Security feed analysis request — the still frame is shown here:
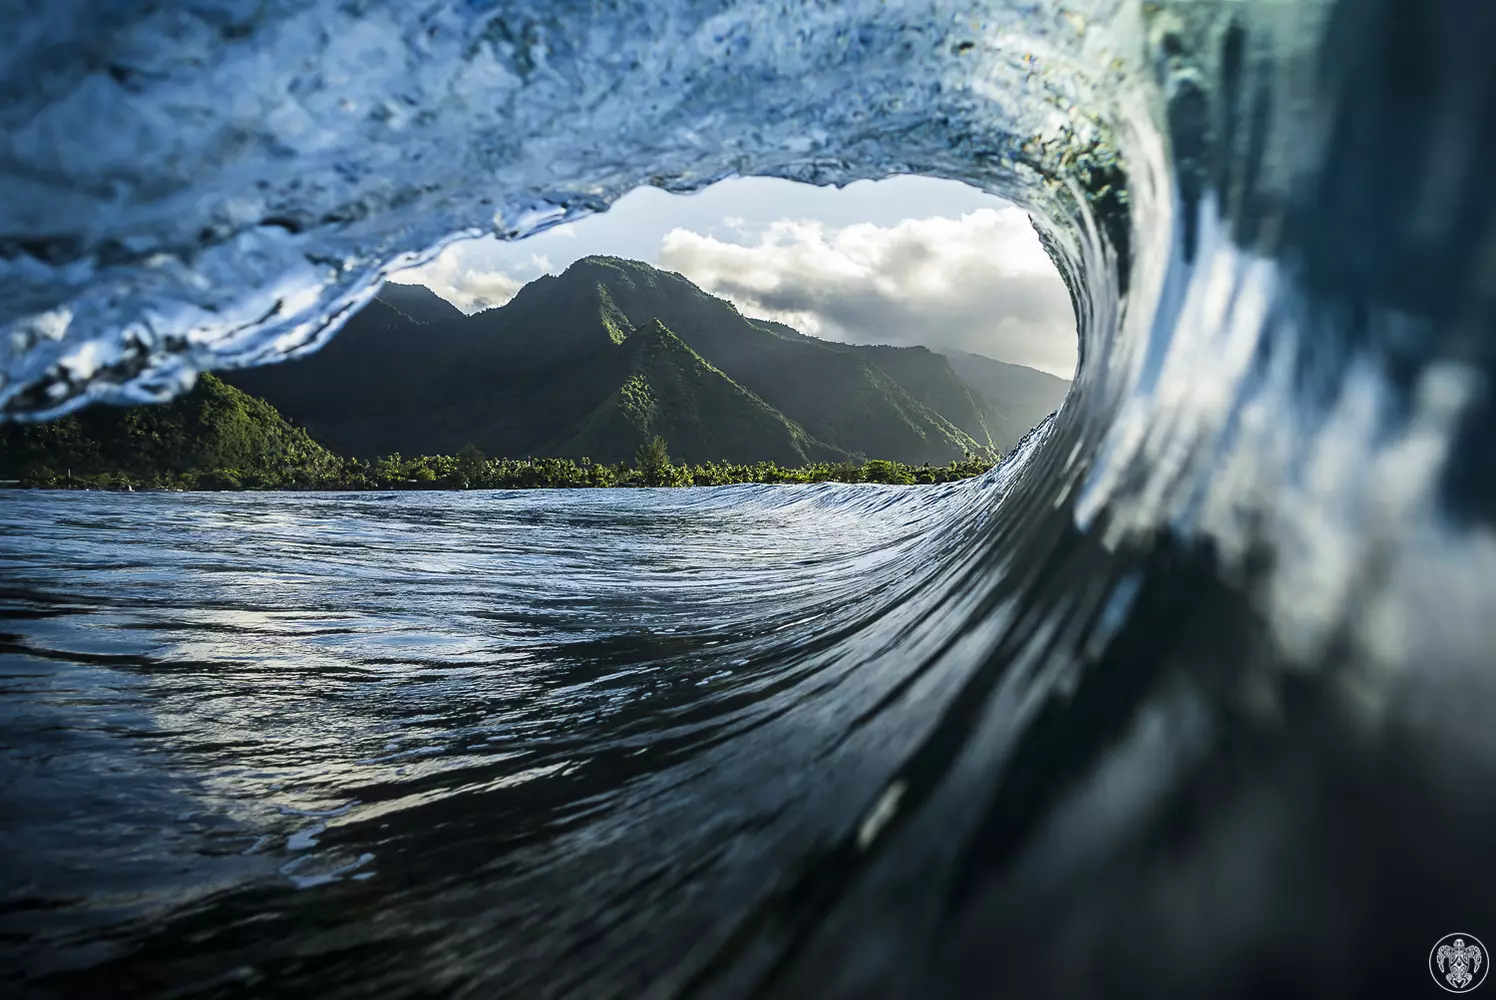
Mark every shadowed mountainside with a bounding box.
[944,348,1072,428]
[224,257,1070,465]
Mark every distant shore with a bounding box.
[7,455,997,493]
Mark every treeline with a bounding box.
[16,440,995,491]
[1,374,998,491]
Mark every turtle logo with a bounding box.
[1431,933,1488,992]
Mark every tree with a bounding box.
[635,435,673,486]
[862,459,915,485]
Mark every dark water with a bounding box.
[5,0,1496,996]
[0,474,1023,996]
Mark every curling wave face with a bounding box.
[2,0,1496,997]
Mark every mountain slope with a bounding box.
[377,283,468,325]
[745,321,1047,452]
[945,349,1071,430]
[0,373,340,483]
[556,320,830,465]
[226,290,473,456]
[834,344,1008,451]
[508,258,984,463]
[224,257,1067,464]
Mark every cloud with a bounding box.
[389,246,524,313]
[658,207,1077,376]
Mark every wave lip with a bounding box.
[0,0,1124,418]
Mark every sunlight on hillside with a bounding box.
[391,176,1077,380]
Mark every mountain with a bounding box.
[375,283,467,325]
[0,373,340,485]
[556,319,827,465]
[520,259,991,463]
[225,256,1068,465]
[226,285,488,458]
[944,349,1071,430]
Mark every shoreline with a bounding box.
[4,455,998,493]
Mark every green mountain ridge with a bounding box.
[0,373,341,487]
[225,256,1068,466]
[517,258,984,463]
[555,319,830,465]
[944,348,1073,423]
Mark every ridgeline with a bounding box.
[2,258,1068,490]
[227,256,1069,466]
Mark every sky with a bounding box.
[390,176,1078,378]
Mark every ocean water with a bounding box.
[3,0,1496,997]
[0,479,1007,993]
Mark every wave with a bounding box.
[2,0,1495,996]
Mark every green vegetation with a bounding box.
[0,261,1062,494]
[2,443,993,492]
[263,449,991,491]
[225,258,1068,466]
[0,382,995,492]
[0,373,342,490]
[554,318,825,466]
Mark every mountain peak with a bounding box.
[378,282,466,324]
[226,257,1067,464]
[571,254,645,268]
[558,256,702,295]
[568,254,671,274]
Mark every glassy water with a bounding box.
[0,476,1015,996]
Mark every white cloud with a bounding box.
[385,179,1077,375]
[389,245,525,313]
[658,207,1077,376]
